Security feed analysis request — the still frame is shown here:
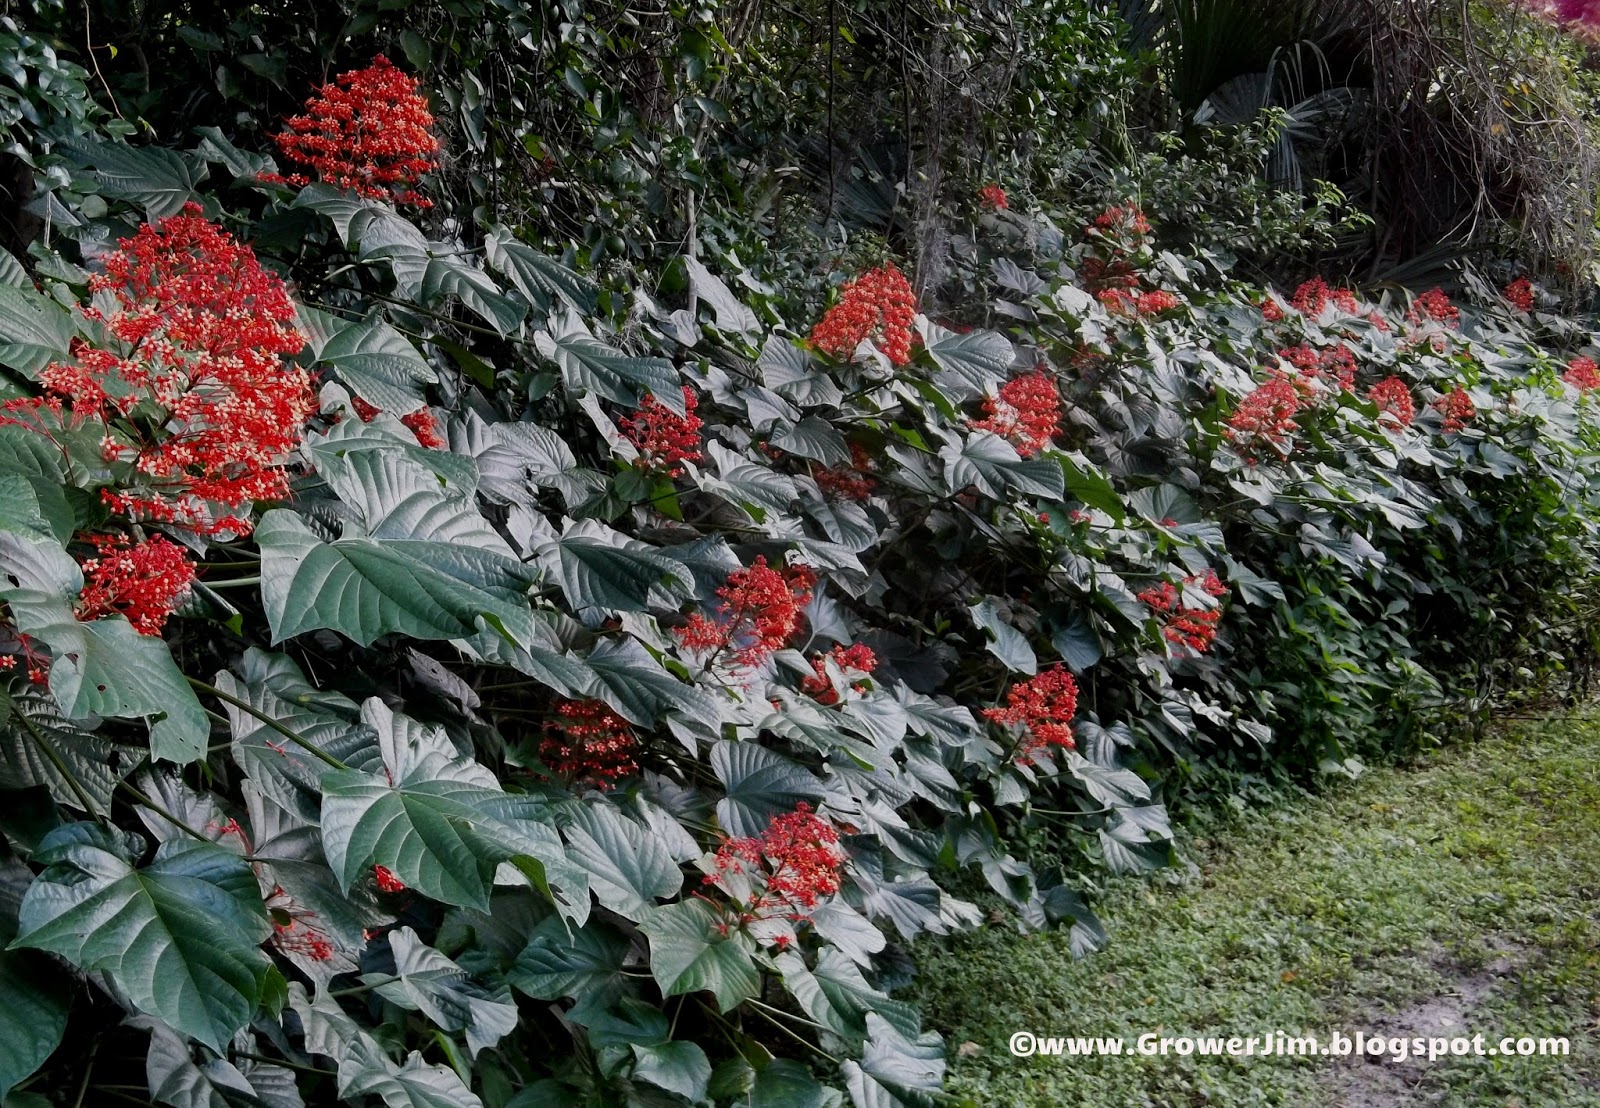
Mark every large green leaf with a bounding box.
[510,915,632,1016]
[918,320,1013,400]
[58,137,206,218]
[538,322,681,412]
[0,949,68,1102]
[320,700,587,916]
[0,678,126,812]
[583,637,723,729]
[137,1017,301,1108]
[710,740,826,838]
[419,255,526,336]
[11,825,272,1051]
[293,985,484,1108]
[371,927,519,1057]
[534,520,690,614]
[562,802,682,921]
[638,899,760,1012]
[840,1014,946,1108]
[484,226,599,314]
[941,433,1065,500]
[258,451,536,647]
[316,314,437,414]
[775,948,922,1044]
[0,287,75,378]
[969,599,1038,675]
[631,1040,713,1102]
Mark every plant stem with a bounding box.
[185,678,351,770]
[1,687,109,828]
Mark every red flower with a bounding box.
[540,699,639,790]
[1431,387,1476,433]
[4,206,313,536]
[1290,278,1360,318]
[1138,571,1226,653]
[1089,204,1151,239]
[810,264,917,365]
[1136,289,1182,315]
[1225,375,1301,458]
[267,885,336,962]
[814,442,877,502]
[983,665,1079,761]
[399,407,446,449]
[1080,255,1141,292]
[675,556,817,670]
[1504,277,1535,312]
[1277,344,1355,392]
[979,184,1009,211]
[1367,376,1416,428]
[801,643,878,705]
[76,535,196,637]
[707,803,845,923]
[268,56,441,208]
[373,865,407,893]
[1407,288,1460,328]
[1261,295,1286,323]
[1098,288,1138,317]
[618,386,703,476]
[1564,356,1600,392]
[970,372,1061,457]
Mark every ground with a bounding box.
[916,716,1600,1107]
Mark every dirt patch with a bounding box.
[1320,942,1527,1108]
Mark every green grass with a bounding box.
[915,718,1600,1106]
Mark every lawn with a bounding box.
[917,718,1600,1106]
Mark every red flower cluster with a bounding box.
[1407,288,1460,328]
[76,535,196,637]
[1564,356,1600,392]
[1504,277,1535,313]
[3,207,313,536]
[1080,255,1140,293]
[979,184,1008,211]
[1289,278,1361,318]
[707,803,846,924]
[349,395,446,449]
[675,556,817,670]
[1368,376,1416,428]
[618,386,703,477]
[1138,569,1227,653]
[1277,344,1356,391]
[983,665,1079,761]
[810,264,917,365]
[267,885,335,962]
[540,698,640,791]
[1225,375,1301,458]
[1432,387,1476,433]
[269,56,441,208]
[814,442,877,501]
[373,865,407,893]
[970,372,1061,457]
[1137,289,1182,315]
[800,643,878,705]
[1089,203,1151,240]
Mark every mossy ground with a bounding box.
[916,717,1600,1106]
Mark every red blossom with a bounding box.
[1080,255,1141,292]
[618,386,703,476]
[1138,570,1226,653]
[1098,288,1138,317]
[1407,288,1460,328]
[674,556,816,670]
[810,264,917,365]
[984,666,1080,761]
[1089,203,1151,239]
[706,803,846,926]
[1564,356,1600,391]
[268,56,441,208]
[1504,277,1535,312]
[1290,278,1361,318]
[814,442,877,501]
[1136,289,1182,315]
[1225,375,1301,458]
[373,865,407,893]
[540,699,639,790]
[800,643,878,705]
[1367,376,1416,428]
[1261,295,1286,323]
[970,372,1061,457]
[1277,344,1355,392]
[76,535,196,636]
[979,184,1009,211]
[267,886,335,962]
[1432,387,1476,433]
[2,206,313,536]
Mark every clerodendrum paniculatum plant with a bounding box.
[2,52,1600,1108]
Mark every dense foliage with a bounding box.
[2,3,1600,1106]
